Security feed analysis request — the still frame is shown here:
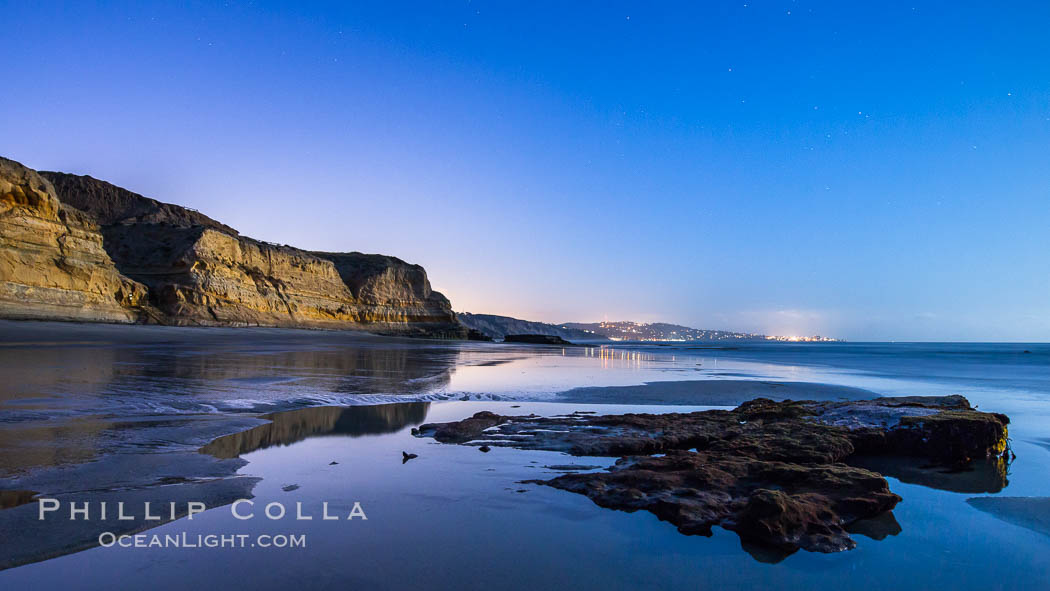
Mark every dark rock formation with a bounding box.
[0,490,38,510]
[0,157,465,337]
[503,334,575,345]
[427,410,506,443]
[458,312,605,341]
[464,328,494,341]
[416,396,1010,556]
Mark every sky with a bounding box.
[3,1,1049,341]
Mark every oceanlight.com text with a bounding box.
[98,532,307,549]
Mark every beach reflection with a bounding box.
[201,403,430,459]
[0,326,459,480]
[0,329,458,417]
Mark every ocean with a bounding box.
[1,322,1048,589]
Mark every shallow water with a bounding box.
[2,322,1050,589]
[3,401,1050,590]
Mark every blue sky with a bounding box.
[3,1,1049,340]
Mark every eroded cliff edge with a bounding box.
[0,156,465,337]
[0,158,147,322]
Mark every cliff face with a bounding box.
[93,222,460,333]
[41,171,238,234]
[0,158,147,323]
[0,157,464,337]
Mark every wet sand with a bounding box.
[0,477,258,570]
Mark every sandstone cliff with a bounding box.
[0,157,464,337]
[0,158,147,323]
[42,171,238,234]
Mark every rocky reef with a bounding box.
[416,396,1010,556]
[0,156,465,337]
[502,334,576,345]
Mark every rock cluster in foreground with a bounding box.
[416,396,1010,555]
[0,156,465,337]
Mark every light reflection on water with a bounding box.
[3,324,1050,588]
[3,324,1050,479]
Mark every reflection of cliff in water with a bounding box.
[149,346,457,395]
[0,326,457,477]
[201,402,430,459]
[0,327,459,416]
